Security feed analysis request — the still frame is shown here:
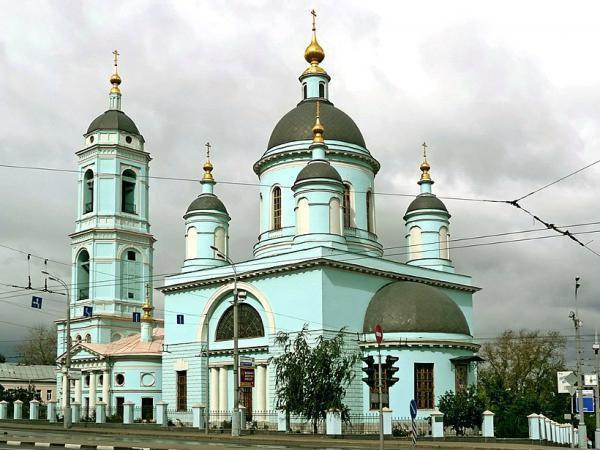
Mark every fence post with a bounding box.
[527,413,540,440]
[544,416,551,441]
[47,401,57,423]
[156,401,168,427]
[277,410,287,432]
[382,407,392,435]
[13,400,23,420]
[325,409,342,436]
[192,404,206,429]
[430,409,444,438]
[95,402,106,424]
[123,401,134,424]
[0,400,8,420]
[71,402,81,423]
[551,420,558,443]
[568,424,574,445]
[482,410,494,438]
[29,399,39,420]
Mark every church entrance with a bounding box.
[240,388,252,422]
[115,396,125,418]
[141,397,153,421]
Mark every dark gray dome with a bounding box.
[186,194,228,214]
[87,110,140,135]
[295,161,342,184]
[406,194,448,214]
[268,99,366,150]
[363,281,470,335]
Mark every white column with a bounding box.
[218,366,228,411]
[256,365,266,413]
[61,374,68,408]
[89,371,97,412]
[210,367,219,413]
[74,378,82,408]
[102,370,110,409]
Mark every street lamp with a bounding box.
[210,245,240,437]
[42,270,71,429]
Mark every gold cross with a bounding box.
[421,142,428,159]
[113,49,120,68]
[311,9,317,31]
[205,142,211,159]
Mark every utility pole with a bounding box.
[571,276,586,448]
[378,345,383,450]
[593,329,599,449]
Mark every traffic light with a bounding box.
[384,355,399,387]
[361,355,376,388]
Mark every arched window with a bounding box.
[329,198,341,235]
[121,169,137,214]
[296,198,309,235]
[186,227,197,259]
[439,226,450,259]
[84,334,91,343]
[319,82,325,98]
[214,227,226,255]
[76,249,90,300]
[366,191,374,233]
[83,169,94,214]
[76,335,82,343]
[303,83,308,99]
[111,333,122,342]
[216,303,265,341]
[121,249,142,301]
[343,183,352,228]
[272,186,282,230]
[409,226,422,260]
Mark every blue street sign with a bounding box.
[132,312,141,323]
[572,391,595,413]
[83,306,93,317]
[410,399,418,419]
[31,296,43,309]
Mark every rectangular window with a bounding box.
[46,390,52,401]
[414,363,434,410]
[176,370,187,411]
[176,314,185,324]
[455,364,468,392]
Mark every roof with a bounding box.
[82,327,163,357]
[268,99,366,150]
[0,363,56,382]
[186,193,228,215]
[450,355,484,363]
[363,281,470,335]
[295,160,342,183]
[406,194,448,214]
[87,110,140,135]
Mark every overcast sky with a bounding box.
[1,0,599,367]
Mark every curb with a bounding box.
[1,441,156,450]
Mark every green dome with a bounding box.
[406,194,448,214]
[363,281,470,335]
[185,194,228,215]
[295,161,342,184]
[268,99,366,150]
[87,110,140,135]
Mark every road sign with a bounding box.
[68,369,82,380]
[409,399,418,419]
[239,356,255,368]
[558,371,576,393]
[240,367,255,388]
[572,390,595,413]
[375,324,383,345]
[584,374,598,386]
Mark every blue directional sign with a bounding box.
[410,399,418,419]
[572,391,595,413]
[83,306,93,317]
[132,312,141,323]
[31,296,43,309]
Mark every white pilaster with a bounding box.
[102,370,110,408]
[218,366,228,411]
[89,371,97,412]
[256,365,267,413]
[210,367,219,413]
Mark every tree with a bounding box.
[438,385,485,435]
[273,326,359,433]
[477,329,568,437]
[0,353,5,363]
[16,324,57,365]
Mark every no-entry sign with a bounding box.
[375,324,383,345]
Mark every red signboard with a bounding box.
[375,324,383,345]
[240,367,255,388]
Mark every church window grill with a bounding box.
[439,226,450,259]
[214,227,226,255]
[319,82,325,98]
[414,363,434,410]
[83,169,94,214]
[366,190,374,233]
[76,249,90,301]
[343,183,352,228]
[409,227,422,260]
[455,364,468,393]
[272,186,282,230]
[216,303,265,341]
[329,197,341,235]
[186,227,197,259]
[121,169,137,214]
[176,370,187,411]
[296,198,309,235]
[121,248,142,301]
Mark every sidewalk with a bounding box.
[0,422,565,450]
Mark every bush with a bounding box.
[438,385,485,435]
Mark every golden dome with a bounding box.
[304,10,326,75]
[202,142,215,182]
[419,142,431,182]
[110,49,122,94]
[312,101,324,144]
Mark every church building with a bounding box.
[56,15,479,423]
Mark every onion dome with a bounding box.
[406,194,447,214]
[296,160,342,183]
[363,281,470,335]
[87,110,139,134]
[186,194,228,215]
[303,9,327,75]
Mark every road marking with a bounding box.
[96,446,114,450]
[64,445,81,450]
[6,442,20,446]
[34,443,51,448]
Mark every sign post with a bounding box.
[410,399,418,449]
[375,324,383,450]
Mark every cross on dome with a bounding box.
[203,142,215,182]
[110,49,122,94]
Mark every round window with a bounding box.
[125,136,133,144]
[141,373,155,387]
[89,136,94,143]
[115,373,125,386]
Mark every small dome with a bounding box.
[295,161,342,184]
[186,193,228,215]
[268,100,366,150]
[406,194,448,214]
[87,110,140,135]
[363,281,470,335]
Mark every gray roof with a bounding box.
[268,99,366,150]
[406,194,448,214]
[87,110,140,135]
[295,160,342,183]
[186,193,228,214]
[363,281,470,335]
[0,363,56,382]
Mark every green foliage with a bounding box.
[477,329,568,438]
[0,383,36,403]
[438,385,485,435]
[273,326,358,433]
[0,354,5,363]
[16,324,57,365]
